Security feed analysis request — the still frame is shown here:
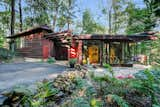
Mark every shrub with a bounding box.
[69,58,77,65]
[0,48,14,60]
[47,57,56,64]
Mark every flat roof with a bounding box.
[7,25,53,38]
[73,33,158,42]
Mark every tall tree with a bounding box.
[102,0,129,34]
[11,0,15,35]
[0,0,11,47]
[52,0,60,32]
[82,9,105,34]
[19,0,23,31]
[144,0,160,16]
[59,0,76,30]
[24,0,51,27]
[125,1,157,34]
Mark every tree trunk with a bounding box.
[67,21,70,31]
[112,0,117,34]
[53,7,58,32]
[11,0,15,35]
[19,0,23,32]
[108,9,112,34]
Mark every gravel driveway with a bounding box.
[0,62,67,92]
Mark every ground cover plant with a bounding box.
[0,48,15,63]
[1,65,160,107]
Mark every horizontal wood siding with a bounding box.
[16,32,44,58]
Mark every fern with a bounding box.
[106,94,129,107]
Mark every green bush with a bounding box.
[69,58,77,65]
[47,57,56,64]
[0,48,14,60]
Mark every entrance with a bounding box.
[82,40,100,64]
[109,42,122,64]
[88,45,99,63]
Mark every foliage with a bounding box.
[72,97,90,107]
[131,69,160,105]
[125,0,159,34]
[149,33,160,64]
[47,57,56,64]
[144,0,160,17]
[106,94,129,107]
[126,7,156,34]
[0,48,14,60]
[82,9,106,34]
[69,58,77,65]
[1,65,160,106]
[103,63,114,77]
[0,34,5,47]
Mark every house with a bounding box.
[72,33,158,66]
[44,30,72,60]
[7,26,158,66]
[7,26,72,60]
[7,25,53,58]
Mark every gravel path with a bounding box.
[0,62,67,93]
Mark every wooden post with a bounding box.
[122,42,125,64]
[106,43,109,64]
[109,42,111,64]
[100,40,103,66]
[77,40,83,64]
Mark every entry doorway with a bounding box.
[109,42,122,64]
[88,45,99,64]
[82,40,100,64]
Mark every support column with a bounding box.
[77,40,83,64]
[109,42,111,64]
[100,40,103,66]
[122,42,125,64]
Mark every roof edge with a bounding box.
[7,25,53,38]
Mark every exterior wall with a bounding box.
[42,39,53,59]
[16,31,53,58]
[55,46,69,60]
[75,39,133,67]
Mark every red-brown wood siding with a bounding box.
[55,46,68,60]
[16,32,53,58]
[42,39,53,59]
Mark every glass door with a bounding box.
[109,42,122,64]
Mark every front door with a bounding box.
[109,42,122,64]
[43,45,49,59]
[88,45,99,64]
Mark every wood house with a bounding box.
[7,25,158,66]
[7,26,53,58]
[72,33,158,67]
[7,26,72,60]
[44,30,72,60]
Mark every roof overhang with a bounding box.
[6,25,53,39]
[73,34,158,42]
